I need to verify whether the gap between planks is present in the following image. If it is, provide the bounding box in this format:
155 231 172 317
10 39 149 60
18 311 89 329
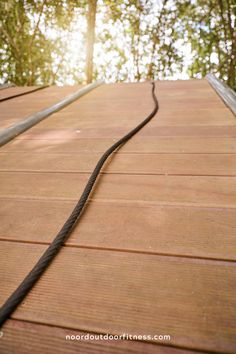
0 239 235 266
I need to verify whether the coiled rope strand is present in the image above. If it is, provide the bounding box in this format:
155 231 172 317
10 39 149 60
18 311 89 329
0 81 159 327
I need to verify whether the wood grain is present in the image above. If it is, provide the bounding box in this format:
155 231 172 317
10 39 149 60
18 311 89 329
2 137 236 154
1 172 235 207
0 87 37 100
28 107 235 128
0 199 236 261
14 125 236 139
0 242 236 353
0 86 80 130
93 174 236 208
1 79 236 354
5 79 235 140
0 319 202 354
0 152 236 176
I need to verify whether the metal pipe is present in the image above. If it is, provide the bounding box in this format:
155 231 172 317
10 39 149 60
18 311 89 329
0 83 15 91
206 74 236 116
0 80 104 147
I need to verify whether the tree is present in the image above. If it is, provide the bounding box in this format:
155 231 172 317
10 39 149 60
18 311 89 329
98 0 182 82
178 0 236 89
0 0 235 89
0 0 82 85
85 0 98 83
0 0 49 85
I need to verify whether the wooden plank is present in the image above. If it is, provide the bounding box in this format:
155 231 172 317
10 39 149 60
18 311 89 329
105 153 236 176
79 79 221 105
14 125 236 139
0 82 103 148
0 87 37 100
155 78 212 90
0 152 236 176
1 78 236 354
3 79 234 142
2 137 236 154
0 199 236 261
0 82 236 353
0 172 235 208
26 108 235 128
0 86 49 103
0 242 236 353
8 80 234 137
0 320 201 354
0 86 81 130
92 174 236 208
25 81 235 128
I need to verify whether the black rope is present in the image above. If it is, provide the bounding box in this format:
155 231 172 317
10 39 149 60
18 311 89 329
0 81 159 327
0 85 49 103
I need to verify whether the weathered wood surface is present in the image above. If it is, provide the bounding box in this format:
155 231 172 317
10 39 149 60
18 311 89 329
0 86 36 100
0 82 104 147
0 152 236 176
0 320 201 354
0 172 235 207
0 199 236 261
0 86 79 130
0 242 236 353
0 79 236 353
2 136 236 154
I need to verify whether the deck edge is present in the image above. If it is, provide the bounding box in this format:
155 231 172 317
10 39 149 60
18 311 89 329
206 73 236 116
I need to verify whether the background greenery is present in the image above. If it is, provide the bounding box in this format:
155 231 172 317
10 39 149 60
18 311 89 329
0 0 235 89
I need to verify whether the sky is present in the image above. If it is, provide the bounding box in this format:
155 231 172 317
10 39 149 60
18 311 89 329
42 0 193 85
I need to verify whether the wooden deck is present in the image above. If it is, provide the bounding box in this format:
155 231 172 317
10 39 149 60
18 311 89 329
0 86 79 130
0 79 236 353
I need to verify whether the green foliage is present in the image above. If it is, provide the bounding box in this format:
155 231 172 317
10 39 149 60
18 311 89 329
177 0 235 89
0 0 80 85
0 0 235 89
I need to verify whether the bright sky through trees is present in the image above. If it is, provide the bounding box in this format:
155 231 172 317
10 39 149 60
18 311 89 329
0 0 235 89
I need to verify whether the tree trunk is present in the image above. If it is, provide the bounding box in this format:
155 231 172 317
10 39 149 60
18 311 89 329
86 0 97 84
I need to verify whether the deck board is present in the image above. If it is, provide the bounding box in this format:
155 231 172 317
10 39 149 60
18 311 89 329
0 79 236 353
0 242 236 353
14 125 236 138
2 136 236 154
0 199 236 261
0 172 235 207
0 86 80 130
0 86 38 100
0 152 236 176
0 320 201 354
